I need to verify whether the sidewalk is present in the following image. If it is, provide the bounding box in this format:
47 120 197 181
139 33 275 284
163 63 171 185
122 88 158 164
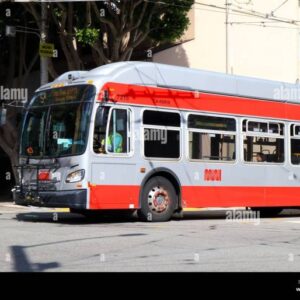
0 201 29 213
0 202 69 213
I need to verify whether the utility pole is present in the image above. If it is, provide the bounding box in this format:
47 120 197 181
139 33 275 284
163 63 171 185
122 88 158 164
40 0 48 85
225 0 230 74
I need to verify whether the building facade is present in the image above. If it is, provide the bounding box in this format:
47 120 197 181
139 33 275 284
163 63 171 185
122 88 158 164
153 0 300 83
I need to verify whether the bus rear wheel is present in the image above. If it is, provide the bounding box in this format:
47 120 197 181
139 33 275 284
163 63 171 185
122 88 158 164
138 176 177 222
251 207 283 218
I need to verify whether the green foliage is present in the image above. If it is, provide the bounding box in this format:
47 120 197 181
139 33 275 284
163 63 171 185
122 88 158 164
75 0 194 46
149 0 194 43
53 7 63 18
76 28 100 45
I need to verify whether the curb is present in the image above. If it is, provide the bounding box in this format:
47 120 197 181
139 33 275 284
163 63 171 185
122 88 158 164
0 202 70 212
0 202 27 209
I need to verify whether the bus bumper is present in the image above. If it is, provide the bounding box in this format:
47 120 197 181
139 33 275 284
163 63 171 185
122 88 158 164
13 188 87 209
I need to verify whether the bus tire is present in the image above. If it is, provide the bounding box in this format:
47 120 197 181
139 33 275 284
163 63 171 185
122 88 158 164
138 176 177 222
251 207 283 218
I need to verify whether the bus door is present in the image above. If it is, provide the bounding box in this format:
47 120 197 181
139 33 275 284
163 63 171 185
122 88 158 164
90 106 138 209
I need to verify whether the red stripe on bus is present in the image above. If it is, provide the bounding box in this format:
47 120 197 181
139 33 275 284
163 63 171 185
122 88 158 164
89 185 300 209
182 186 300 208
89 185 140 209
98 82 300 121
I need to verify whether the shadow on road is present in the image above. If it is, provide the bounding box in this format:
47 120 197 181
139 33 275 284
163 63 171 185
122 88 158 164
15 211 139 225
11 245 60 272
14 208 300 225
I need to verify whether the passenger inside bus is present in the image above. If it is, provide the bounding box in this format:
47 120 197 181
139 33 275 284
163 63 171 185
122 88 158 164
243 136 284 163
256 152 266 162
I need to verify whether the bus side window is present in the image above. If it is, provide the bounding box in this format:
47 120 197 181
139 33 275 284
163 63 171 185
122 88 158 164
243 135 284 163
93 106 110 154
187 114 236 162
291 138 300 165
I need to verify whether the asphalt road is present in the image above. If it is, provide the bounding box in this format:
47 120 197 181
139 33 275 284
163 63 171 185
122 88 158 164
1 203 300 272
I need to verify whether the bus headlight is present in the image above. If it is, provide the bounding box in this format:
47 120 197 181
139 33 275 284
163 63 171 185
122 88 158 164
66 170 85 183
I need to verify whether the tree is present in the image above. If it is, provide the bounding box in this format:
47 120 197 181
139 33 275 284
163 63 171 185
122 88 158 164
23 0 194 78
0 3 40 184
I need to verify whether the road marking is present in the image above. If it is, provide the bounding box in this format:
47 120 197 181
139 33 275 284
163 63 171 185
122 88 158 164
183 208 203 212
47 208 70 213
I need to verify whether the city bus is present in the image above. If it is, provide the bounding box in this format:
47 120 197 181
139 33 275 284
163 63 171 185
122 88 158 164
13 61 300 221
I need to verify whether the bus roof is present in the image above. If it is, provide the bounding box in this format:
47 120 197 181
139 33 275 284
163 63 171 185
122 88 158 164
38 62 300 104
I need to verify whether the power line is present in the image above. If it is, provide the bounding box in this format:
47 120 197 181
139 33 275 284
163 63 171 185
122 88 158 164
145 0 300 26
270 0 289 15
229 21 300 31
229 3 295 24
198 1 299 25
148 0 300 32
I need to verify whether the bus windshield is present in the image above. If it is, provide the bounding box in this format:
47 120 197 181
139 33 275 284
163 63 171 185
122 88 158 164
20 85 95 158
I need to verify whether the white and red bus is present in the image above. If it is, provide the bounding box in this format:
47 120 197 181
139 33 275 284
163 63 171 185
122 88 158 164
14 62 300 221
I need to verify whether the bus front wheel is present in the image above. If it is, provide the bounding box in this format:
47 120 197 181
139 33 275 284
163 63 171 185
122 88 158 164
138 176 177 222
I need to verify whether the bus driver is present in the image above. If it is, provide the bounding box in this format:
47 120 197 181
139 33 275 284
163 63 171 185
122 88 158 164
99 131 123 154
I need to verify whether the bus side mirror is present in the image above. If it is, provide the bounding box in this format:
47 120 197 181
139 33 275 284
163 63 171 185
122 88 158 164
0 108 7 126
95 107 106 128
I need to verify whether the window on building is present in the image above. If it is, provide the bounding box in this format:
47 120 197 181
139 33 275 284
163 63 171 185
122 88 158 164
188 114 236 162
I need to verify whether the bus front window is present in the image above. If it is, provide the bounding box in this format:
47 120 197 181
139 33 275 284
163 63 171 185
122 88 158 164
21 108 48 156
46 102 92 156
21 85 95 158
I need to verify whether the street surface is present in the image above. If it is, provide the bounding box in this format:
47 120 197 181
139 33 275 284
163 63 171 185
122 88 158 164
1 202 300 272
